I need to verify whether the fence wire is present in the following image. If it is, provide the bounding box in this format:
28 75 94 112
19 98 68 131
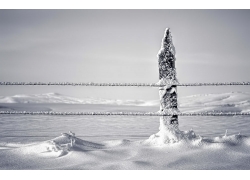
1 111 250 116
1 82 250 87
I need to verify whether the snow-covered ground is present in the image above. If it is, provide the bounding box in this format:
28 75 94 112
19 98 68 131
1 91 250 169
0 92 158 106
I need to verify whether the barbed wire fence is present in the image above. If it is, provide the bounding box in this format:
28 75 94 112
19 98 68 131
1 28 250 118
1 81 250 116
1 111 250 116
1 82 250 87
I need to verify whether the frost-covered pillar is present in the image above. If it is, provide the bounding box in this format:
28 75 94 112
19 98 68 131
158 28 179 127
147 28 182 144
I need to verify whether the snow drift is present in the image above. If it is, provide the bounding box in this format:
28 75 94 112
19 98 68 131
1 132 250 170
1 91 250 107
0 92 158 106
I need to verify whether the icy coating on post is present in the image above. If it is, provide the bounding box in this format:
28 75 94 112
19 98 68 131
146 28 189 144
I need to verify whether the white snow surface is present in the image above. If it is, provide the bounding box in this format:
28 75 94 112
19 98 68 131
1 91 250 169
1 91 250 110
0 92 158 106
179 91 250 113
1 133 250 170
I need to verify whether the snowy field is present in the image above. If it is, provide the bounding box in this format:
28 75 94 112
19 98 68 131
1 92 250 170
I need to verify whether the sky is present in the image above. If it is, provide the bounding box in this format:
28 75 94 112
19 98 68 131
1 9 250 101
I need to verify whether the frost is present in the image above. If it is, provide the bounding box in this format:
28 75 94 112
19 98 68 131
145 128 199 145
46 131 76 157
148 28 181 144
156 78 179 86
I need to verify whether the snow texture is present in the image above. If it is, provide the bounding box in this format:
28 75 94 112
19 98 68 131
1 91 250 169
1 131 250 170
0 92 156 106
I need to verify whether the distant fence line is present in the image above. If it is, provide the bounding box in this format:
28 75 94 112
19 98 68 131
1 111 250 116
1 82 250 87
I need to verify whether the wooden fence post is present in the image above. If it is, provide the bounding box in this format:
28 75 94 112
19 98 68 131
158 28 179 126
147 28 182 144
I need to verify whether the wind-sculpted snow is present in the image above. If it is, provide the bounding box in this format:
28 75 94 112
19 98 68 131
0 93 158 106
1 132 250 169
179 91 250 113
1 91 250 110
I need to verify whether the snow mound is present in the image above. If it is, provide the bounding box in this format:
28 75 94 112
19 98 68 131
1 131 250 170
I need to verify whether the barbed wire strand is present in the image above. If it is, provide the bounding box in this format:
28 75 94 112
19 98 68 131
1 82 250 87
1 111 250 116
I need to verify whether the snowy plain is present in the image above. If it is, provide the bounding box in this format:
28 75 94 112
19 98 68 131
1 91 250 169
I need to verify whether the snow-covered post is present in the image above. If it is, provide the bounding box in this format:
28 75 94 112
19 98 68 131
158 28 178 126
147 28 182 144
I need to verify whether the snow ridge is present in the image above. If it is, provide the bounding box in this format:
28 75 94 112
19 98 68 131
0 93 158 106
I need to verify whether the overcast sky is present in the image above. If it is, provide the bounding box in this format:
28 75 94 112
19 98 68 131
1 10 250 100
